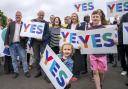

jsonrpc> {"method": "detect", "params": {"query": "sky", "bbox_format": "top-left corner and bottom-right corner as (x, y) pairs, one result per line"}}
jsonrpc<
(0, 0), (116, 22)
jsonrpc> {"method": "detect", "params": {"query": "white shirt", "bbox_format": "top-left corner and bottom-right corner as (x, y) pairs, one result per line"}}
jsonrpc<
(13, 23), (21, 42)
(71, 24), (77, 30)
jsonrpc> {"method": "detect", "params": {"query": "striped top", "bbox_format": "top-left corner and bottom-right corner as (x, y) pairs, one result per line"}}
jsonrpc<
(49, 27), (61, 47)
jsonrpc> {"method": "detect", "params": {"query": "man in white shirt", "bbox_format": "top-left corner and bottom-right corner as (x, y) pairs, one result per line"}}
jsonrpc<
(4, 11), (30, 78)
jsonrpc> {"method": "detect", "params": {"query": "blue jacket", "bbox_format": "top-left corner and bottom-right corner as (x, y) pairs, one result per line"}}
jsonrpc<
(58, 54), (74, 72)
(79, 22), (87, 31)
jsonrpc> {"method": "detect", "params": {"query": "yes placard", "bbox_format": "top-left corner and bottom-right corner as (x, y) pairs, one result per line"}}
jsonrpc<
(59, 29), (79, 49)
(78, 27), (117, 54)
(74, 0), (94, 14)
(20, 21), (45, 39)
(123, 23), (128, 44)
(40, 45), (73, 89)
(107, 0), (128, 17)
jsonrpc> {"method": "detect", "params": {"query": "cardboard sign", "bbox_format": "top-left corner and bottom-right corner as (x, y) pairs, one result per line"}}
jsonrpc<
(40, 45), (73, 89)
(20, 21), (45, 39)
(123, 23), (128, 44)
(74, 0), (94, 13)
(59, 29), (79, 49)
(107, 0), (128, 17)
(78, 27), (117, 54)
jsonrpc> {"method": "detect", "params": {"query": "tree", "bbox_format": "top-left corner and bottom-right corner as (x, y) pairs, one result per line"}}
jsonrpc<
(0, 10), (7, 28)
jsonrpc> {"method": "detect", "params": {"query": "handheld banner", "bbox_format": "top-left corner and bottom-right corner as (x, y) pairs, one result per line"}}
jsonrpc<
(74, 0), (94, 14)
(107, 0), (128, 17)
(123, 23), (128, 44)
(60, 29), (79, 49)
(78, 27), (117, 54)
(20, 21), (45, 39)
(40, 45), (73, 89)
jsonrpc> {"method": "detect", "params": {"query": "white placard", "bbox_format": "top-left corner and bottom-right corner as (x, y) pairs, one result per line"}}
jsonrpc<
(78, 27), (117, 54)
(59, 29), (79, 49)
(73, 0), (94, 14)
(40, 45), (73, 89)
(123, 23), (128, 44)
(20, 21), (45, 39)
(107, 0), (128, 17)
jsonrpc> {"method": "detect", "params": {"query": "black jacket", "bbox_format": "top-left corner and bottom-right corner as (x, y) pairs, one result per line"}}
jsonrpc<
(4, 21), (28, 49)
(67, 23), (81, 30)
(79, 22), (87, 31)
(118, 13), (128, 45)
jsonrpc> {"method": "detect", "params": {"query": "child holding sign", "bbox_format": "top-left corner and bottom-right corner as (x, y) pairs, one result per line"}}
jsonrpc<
(87, 10), (108, 89)
(58, 43), (74, 89)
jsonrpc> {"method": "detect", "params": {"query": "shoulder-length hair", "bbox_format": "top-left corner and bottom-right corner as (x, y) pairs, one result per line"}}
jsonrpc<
(71, 13), (79, 24)
(52, 17), (61, 27)
(97, 9), (108, 25)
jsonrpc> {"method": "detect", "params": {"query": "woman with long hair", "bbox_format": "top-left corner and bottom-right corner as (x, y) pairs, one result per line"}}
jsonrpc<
(67, 13), (87, 81)
(49, 17), (62, 54)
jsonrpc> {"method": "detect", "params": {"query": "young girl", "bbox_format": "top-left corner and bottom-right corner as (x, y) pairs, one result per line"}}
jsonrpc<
(58, 43), (74, 89)
(87, 10), (108, 89)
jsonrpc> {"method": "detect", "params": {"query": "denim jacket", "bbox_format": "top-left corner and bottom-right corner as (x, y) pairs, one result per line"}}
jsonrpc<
(58, 54), (73, 72)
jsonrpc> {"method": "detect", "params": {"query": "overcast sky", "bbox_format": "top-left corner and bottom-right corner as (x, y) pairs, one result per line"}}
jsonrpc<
(0, 0), (115, 22)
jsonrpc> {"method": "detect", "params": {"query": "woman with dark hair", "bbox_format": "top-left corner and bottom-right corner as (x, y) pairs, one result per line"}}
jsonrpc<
(49, 17), (62, 54)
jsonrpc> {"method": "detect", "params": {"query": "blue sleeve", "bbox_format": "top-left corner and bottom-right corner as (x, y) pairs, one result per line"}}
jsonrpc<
(65, 59), (74, 72)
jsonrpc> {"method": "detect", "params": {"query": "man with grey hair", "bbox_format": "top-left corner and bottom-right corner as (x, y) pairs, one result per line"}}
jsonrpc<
(30, 10), (50, 79)
(4, 11), (30, 78)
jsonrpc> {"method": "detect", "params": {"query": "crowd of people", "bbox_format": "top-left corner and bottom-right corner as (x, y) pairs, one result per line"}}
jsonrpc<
(0, 9), (128, 89)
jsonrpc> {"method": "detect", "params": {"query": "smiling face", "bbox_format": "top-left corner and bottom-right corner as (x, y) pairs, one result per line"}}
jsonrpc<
(71, 13), (78, 24)
(53, 17), (61, 27)
(54, 17), (60, 26)
(91, 13), (101, 26)
(15, 11), (22, 23)
(37, 10), (44, 21)
(62, 44), (73, 58)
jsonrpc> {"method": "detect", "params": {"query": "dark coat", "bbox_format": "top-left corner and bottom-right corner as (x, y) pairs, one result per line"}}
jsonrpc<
(30, 19), (50, 46)
(4, 21), (28, 49)
(67, 23), (81, 30)
(79, 22), (87, 31)
(118, 13), (128, 45)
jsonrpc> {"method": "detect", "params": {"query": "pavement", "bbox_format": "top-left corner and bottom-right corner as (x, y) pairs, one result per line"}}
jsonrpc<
(0, 63), (128, 89)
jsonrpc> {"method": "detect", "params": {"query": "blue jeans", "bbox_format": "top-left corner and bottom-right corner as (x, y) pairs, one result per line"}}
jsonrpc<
(9, 43), (29, 73)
